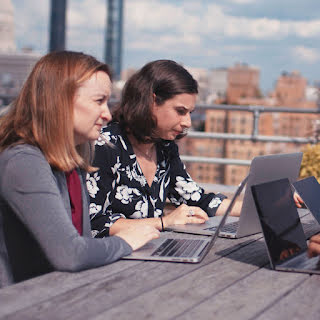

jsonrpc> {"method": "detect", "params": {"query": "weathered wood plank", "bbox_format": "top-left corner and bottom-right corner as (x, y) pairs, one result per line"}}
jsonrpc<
(0, 259), (143, 317)
(173, 265), (309, 320)
(0, 205), (317, 320)
(89, 238), (270, 320)
(255, 275), (320, 320)
(1, 234), (261, 320)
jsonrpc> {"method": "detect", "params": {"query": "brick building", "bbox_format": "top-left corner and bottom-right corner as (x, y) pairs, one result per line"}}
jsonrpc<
(182, 68), (318, 186)
(226, 63), (260, 105)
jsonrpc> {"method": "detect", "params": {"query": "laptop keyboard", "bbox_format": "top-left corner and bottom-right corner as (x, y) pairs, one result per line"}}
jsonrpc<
(207, 221), (239, 233)
(151, 239), (205, 257)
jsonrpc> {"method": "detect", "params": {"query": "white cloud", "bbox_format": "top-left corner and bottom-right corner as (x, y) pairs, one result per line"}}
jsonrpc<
(125, 0), (199, 34)
(125, 1), (320, 41)
(204, 5), (320, 39)
(127, 33), (202, 55)
(293, 46), (320, 63)
(223, 45), (257, 52)
(10, 1), (320, 65)
(66, 0), (106, 58)
(67, 0), (105, 29)
(227, 0), (257, 3)
(293, 20), (320, 38)
(13, 0), (49, 51)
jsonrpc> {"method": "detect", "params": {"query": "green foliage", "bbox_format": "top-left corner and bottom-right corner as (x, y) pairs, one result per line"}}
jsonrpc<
(300, 144), (320, 181)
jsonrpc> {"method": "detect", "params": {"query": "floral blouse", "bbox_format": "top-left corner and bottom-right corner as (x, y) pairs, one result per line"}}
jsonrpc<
(88, 122), (226, 237)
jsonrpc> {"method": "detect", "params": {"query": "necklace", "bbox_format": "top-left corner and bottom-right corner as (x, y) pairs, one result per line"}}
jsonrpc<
(132, 143), (156, 161)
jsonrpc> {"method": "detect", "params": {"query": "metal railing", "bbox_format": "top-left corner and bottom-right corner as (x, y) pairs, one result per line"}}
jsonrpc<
(1, 95), (318, 167)
(180, 103), (320, 166)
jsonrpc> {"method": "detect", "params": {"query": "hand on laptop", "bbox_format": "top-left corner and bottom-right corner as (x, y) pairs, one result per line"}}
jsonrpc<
(163, 204), (209, 227)
(308, 234), (320, 258)
(116, 225), (160, 251)
(293, 192), (304, 208)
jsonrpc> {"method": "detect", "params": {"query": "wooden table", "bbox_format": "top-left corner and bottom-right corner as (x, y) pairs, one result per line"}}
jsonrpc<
(1, 211), (320, 320)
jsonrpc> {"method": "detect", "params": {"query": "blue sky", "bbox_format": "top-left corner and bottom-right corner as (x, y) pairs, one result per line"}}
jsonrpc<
(12, 0), (320, 93)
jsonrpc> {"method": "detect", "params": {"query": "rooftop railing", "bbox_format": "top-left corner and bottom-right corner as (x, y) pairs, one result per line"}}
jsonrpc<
(181, 103), (320, 167)
(1, 95), (319, 167)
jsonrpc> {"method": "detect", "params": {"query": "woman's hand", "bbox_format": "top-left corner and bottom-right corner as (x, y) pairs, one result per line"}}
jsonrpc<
(115, 225), (160, 251)
(293, 192), (304, 208)
(163, 204), (209, 227)
(308, 234), (320, 258)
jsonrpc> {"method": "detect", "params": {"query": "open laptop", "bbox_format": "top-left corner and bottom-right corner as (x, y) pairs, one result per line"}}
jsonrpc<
(251, 178), (320, 274)
(167, 152), (303, 238)
(292, 176), (320, 236)
(122, 175), (248, 263)
(293, 176), (320, 223)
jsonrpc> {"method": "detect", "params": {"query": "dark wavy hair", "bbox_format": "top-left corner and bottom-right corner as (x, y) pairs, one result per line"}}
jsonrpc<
(113, 60), (198, 143)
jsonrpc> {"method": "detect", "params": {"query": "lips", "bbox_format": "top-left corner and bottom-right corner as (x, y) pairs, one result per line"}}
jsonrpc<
(95, 124), (103, 133)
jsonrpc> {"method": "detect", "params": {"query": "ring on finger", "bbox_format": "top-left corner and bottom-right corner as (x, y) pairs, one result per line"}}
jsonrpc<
(187, 209), (195, 217)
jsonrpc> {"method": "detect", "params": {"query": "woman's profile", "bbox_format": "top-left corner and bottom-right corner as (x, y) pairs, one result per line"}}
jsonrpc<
(0, 51), (159, 287)
(89, 59), (241, 238)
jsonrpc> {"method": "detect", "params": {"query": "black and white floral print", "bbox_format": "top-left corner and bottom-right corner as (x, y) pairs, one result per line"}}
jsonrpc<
(174, 176), (202, 201)
(88, 122), (226, 237)
(87, 172), (100, 198)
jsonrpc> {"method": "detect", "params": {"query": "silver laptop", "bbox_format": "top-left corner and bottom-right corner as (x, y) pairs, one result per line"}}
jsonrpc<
(122, 175), (248, 263)
(251, 178), (320, 274)
(168, 152), (303, 238)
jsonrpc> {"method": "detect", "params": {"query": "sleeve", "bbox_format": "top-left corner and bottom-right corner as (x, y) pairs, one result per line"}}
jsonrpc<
(166, 143), (227, 217)
(88, 142), (125, 238)
(0, 149), (132, 272)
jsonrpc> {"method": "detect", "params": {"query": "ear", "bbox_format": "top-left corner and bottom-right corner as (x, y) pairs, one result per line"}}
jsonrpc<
(152, 93), (157, 108)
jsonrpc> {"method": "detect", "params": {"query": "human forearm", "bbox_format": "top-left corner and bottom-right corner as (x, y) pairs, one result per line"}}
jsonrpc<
(109, 217), (163, 235)
(1, 148), (133, 271)
(109, 204), (210, 235)
(216, 199), (243, 216)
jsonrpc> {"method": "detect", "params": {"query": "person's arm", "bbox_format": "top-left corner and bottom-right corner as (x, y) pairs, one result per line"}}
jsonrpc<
(108, 203), (209, 234)
(90, 140), (208, 235)
(0, 147), (158, 272)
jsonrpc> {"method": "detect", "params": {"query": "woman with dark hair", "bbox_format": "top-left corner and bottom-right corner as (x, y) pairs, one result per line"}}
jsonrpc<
(89, 60), (240, 237)
(0, 51), (159, 287)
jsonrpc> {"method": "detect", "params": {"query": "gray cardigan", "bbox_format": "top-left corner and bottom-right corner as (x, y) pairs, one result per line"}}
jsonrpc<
(0, 144), (132, 287)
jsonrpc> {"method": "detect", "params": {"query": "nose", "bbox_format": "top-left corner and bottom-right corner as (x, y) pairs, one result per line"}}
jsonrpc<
(101, 103), (112, 124)
(181, 113), (192, 128)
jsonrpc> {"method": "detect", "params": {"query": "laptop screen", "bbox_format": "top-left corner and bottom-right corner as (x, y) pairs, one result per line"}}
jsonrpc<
(293, 176), (320, 223)
(251, 178), (307, 267)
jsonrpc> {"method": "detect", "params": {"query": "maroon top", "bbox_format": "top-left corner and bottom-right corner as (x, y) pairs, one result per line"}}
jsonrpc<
(65, 169), (83, 235)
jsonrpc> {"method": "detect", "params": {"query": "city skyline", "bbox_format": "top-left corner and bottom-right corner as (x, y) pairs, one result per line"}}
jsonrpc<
(11, 0), (320, 93)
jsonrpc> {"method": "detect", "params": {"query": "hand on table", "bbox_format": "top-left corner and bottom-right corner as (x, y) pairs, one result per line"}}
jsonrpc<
(163, 204), (208, 227)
